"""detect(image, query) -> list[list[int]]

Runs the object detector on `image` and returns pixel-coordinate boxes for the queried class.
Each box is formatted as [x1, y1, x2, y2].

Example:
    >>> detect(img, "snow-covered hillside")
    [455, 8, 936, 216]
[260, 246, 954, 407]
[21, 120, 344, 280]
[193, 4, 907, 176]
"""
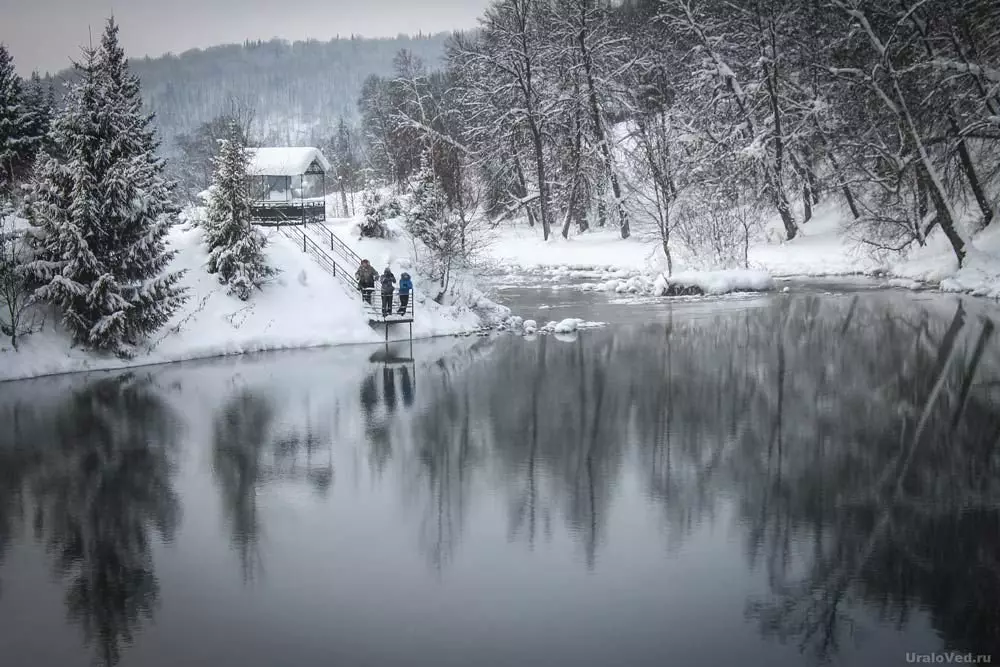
[0, 217, 508, 383]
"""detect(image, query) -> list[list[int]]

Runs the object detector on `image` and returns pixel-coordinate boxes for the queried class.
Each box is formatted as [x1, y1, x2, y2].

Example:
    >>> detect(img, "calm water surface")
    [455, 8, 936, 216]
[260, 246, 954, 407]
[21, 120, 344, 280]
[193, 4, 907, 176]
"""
[0, 289, 998, 667]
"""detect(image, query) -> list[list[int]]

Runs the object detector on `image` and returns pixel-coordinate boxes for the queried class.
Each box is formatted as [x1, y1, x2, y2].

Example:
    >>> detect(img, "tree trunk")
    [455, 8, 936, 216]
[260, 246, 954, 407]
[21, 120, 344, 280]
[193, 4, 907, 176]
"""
[529, 122, 552, 240]
[771, 182, 798, 240]
[891, 75, 965, 265]
[578, 7, 629, 239]
[762, 54, 797, 241]
[576, 205, 589, 234]
[916, 167, 930, 243]
[512, 152, 535, 227]
[829, 152, 860, 219]
[595, 191, 607, 227]
[926, 166, 966, 265]
[789, 151, 814, 223]
[818, 128, 860, 219]
[950, 116, 994, 230]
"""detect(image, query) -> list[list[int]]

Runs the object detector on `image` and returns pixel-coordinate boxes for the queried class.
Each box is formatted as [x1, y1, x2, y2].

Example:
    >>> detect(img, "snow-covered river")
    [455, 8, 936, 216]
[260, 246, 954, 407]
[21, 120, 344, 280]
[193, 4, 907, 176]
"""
[1, 286, 998, 667]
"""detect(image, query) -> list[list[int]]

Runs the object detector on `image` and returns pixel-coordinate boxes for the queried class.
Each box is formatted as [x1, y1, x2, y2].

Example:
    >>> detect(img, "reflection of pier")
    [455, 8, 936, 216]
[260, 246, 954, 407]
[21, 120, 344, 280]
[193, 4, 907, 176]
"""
[362, 344, 417, 417]
[369, 341, 415, 366]
[360, 344, 417, 475]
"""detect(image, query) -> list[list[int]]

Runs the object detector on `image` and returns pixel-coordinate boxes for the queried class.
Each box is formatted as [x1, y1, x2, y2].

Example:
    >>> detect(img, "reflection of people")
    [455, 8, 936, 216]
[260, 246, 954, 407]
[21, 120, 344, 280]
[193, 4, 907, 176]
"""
[401, 366, 414, 407]
[355, 259, 377, 305]
[398, 272, 412, 315]
[360, 374, 377, 415]
[380, 267, 396, 317]
[383, 367, 397, 413]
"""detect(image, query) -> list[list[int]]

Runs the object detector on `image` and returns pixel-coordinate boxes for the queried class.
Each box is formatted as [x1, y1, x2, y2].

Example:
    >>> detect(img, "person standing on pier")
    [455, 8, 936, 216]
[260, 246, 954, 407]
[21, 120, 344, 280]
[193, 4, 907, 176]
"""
[398, 272, 412, 315]
[356, 259, 377, 304]
[380, 267, 396, 316]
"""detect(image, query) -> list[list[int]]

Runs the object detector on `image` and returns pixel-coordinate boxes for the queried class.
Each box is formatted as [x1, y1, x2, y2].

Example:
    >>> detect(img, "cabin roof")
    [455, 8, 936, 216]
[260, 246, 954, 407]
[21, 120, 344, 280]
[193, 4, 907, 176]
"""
[248, 147, 331, 177]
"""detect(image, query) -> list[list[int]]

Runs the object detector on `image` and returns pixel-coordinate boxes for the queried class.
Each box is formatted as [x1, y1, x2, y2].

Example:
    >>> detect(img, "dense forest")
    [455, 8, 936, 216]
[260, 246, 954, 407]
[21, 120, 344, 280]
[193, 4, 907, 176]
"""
[348, 0, 999, 270]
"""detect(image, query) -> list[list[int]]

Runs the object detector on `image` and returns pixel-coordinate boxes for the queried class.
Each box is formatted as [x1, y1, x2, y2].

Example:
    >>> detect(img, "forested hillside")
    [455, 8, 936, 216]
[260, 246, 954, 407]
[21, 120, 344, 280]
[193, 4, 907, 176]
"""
[52, 33, 451, 152]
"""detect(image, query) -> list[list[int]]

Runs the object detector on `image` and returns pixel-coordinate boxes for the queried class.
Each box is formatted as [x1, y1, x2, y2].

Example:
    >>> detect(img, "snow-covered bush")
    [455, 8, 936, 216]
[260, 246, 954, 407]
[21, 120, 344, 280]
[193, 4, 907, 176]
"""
[360, 184, 397, 238]
[384, 194, 403, 219]
[0, 203, 38, 349]
[674, 197, 762, 269]
[203, 121, 274, 300]
[404, 158, 464, 302]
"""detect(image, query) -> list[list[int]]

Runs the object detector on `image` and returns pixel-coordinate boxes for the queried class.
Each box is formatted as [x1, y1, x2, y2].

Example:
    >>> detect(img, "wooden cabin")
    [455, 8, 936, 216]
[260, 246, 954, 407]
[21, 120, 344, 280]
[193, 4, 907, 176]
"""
[249, 147, 331, 224]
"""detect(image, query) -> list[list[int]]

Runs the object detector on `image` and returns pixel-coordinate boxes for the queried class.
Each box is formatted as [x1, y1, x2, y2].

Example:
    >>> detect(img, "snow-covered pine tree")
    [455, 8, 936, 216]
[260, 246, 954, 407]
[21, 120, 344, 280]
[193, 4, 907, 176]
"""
[25, 19, 186, 357]
[19, 73, 54, 170]
[0, 45, 26, 190]
[203, 121, 273, 300]
[404, 155, 461, 300]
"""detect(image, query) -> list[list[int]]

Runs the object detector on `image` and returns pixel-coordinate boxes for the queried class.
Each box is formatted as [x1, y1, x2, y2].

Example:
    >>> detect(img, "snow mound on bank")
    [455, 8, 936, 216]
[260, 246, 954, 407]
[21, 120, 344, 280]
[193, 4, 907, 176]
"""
[584, 269, 774, 297]
[545, 318, 605, 333]
[0, 220, 493, 382]
[512, 318, 604, 336]
[892, 224, 1000, 299]
[657, 269, 775, 295]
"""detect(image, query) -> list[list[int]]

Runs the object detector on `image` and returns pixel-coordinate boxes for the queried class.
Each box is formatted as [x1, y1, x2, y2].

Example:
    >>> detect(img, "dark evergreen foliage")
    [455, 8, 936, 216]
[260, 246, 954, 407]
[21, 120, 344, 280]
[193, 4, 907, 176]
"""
[25, 19, 186, 357]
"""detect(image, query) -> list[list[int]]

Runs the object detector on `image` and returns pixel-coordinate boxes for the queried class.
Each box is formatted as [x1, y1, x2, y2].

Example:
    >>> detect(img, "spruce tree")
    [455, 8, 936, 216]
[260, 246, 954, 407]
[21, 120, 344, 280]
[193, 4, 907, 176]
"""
[203, 121, 273, 300]
[0, 45, 26, 190]
[20, 73, 54, 167]
[25, 19, 186, 357]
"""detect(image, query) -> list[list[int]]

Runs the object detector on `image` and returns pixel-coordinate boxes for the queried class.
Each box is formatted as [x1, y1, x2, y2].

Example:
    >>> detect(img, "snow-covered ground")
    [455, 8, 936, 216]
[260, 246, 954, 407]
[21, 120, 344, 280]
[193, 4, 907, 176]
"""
[0, 213, 509, 383]
[5, 193, 998, 382]
[482, 201, 1000, 299]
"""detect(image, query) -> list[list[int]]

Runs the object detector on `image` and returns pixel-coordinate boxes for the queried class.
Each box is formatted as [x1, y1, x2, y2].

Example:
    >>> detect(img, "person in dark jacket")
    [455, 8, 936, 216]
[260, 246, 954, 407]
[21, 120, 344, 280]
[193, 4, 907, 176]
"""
[380, 267, 396, 316]
[355, 259, 377, 304]
[397, 272, 413, 315]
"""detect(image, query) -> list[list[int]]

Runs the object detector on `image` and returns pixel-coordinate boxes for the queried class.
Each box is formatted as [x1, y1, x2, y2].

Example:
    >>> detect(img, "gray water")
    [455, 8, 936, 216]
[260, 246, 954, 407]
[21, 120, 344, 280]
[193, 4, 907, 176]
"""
[1, 289, 998, 667]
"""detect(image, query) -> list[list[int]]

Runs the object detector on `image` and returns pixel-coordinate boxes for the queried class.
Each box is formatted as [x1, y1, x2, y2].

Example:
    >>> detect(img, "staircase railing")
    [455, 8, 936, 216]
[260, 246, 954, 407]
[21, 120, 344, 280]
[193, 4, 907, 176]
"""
[303, 219, 363, 269]
[361, 289, 415, 321]
[278, 224, 358, 292]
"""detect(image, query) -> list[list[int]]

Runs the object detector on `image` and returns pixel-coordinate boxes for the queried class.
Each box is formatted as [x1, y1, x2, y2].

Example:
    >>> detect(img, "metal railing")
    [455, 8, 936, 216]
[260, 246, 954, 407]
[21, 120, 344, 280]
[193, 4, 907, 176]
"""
[303, 219, 362, 269]
[251, 200, 326, 224]
[267, 213, 414, 332]
[361, 288, 415, 321]
[278, 224, 358, 292]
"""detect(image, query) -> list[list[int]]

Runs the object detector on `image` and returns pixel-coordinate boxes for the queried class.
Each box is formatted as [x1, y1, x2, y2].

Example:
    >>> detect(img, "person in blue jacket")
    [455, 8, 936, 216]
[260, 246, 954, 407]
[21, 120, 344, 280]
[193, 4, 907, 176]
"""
[398, 272, 413, 315]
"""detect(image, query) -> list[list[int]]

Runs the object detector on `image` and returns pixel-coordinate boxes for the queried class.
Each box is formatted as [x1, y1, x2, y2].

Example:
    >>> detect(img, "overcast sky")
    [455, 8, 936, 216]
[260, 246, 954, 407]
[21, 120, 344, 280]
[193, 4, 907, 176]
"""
[1, 0, 490, 75]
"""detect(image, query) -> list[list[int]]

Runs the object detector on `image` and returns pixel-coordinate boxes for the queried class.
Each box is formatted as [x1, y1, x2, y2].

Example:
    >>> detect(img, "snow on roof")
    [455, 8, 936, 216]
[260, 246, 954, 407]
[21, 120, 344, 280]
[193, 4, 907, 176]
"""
[248, 147, 331, 176]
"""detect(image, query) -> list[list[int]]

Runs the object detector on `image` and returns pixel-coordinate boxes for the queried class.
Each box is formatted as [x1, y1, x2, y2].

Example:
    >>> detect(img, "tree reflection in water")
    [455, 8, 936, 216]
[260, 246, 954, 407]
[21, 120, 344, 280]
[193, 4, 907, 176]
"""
[0, 293, 996, 666]
[0, 373, 180, 666]
[396, 294, 1000, 660]
[212, 388, 334, 583]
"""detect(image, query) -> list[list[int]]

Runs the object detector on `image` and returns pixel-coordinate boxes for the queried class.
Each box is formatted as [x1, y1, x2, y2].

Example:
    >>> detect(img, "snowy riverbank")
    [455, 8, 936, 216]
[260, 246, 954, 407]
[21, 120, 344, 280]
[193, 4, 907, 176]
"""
[0, 217, 510, 383]
[484, 202, 1000, 299]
